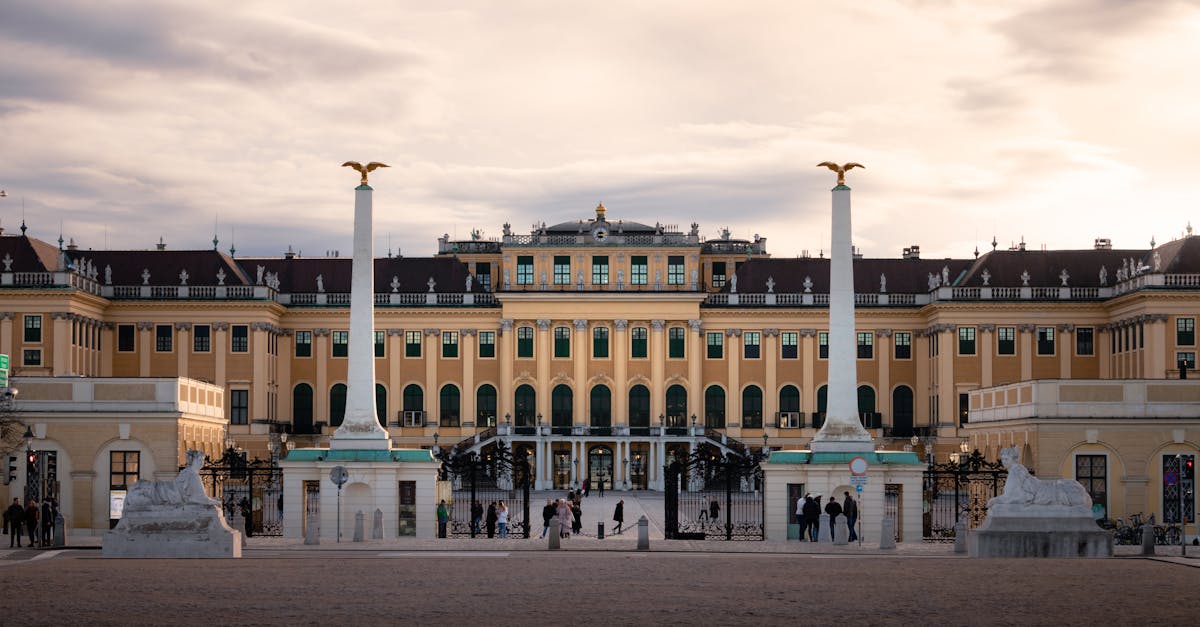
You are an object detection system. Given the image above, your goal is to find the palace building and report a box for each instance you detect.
[1,207,1197,535]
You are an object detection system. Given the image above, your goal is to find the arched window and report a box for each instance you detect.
[742,385,763,428]
[477,384,497,427]
[403,384,424,411]
[704,385,725,429]
[330,383,347,427]
[779,385,800,428]
[551,384,573,428]
[440,384,460,427]
[665,384,687,428]
[376,383,387,427]
[892,385,914,437]
[292,383,314,434]
[590,385,611,428]
[816,384,828,428]
[514,384,536,427]
[858,385,877,428]
[628,385,650,429]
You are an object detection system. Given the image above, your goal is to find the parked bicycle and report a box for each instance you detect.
[1107,513,1183,545]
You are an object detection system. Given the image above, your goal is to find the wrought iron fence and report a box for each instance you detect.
[665,446,764,541]
[922,450,1006,541]
[437,442,531,539]
[199,447,284,537]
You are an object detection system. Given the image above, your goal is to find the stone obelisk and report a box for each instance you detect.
[330,164,391,450]
[811,163,873,452]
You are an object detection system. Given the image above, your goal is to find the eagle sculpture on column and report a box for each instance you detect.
[817,161,865,186]
[342,161,390,185]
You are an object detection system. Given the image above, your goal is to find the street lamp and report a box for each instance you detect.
[762,433,769,456]
[504,412,511,426]
[537,412,543,427]
[23,425,34,451]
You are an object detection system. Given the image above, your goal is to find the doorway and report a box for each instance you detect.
[588,445,614,491]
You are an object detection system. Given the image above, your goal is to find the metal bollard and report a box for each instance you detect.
[637,515,650,551]
[53,513,67,547]
[1141,521,1156,555]
[954,518,968,554]
[597,521,604,539]
[353,510,365,542]
[372,509,384,540]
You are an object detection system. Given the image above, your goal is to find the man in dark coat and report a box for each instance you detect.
[471,500,484,537]
[540,499,556,539]
[41,499,54,545]
[843,492,859,542]
[802,495,821,541]
[24,500,39,547]
[612,499,625,534]
[824,495,843,540]
[5,498,23,547]
[485,502,497,538]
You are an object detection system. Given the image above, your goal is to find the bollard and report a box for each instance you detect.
[548,526,560,550]
[818,514,833,543]
[954,518,968,554]
[353,510,365,542]
[879,518,897,550]
[53,513,67,548]
[1141,521,1156,556]
[833,517,848,545]
[372,509,384,540]
[637,515,650,551]
[597,521,605,540]
[229,509,248,548]
[304,512,320,545]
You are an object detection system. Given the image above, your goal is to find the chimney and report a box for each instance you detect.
[902,245,921,260]
[284,245,296,260]
[156,237,166,251]
[1093,238,1112,250]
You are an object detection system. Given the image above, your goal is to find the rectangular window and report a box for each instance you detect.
[781,332,798,359]
[894,332,912,359]
[517,326,534,358]
[857,332,874,359]
[998,327,1015,355]
[593,327,609,358]
[958,393,969,426]
[553,255,571,285]
[711,262,727,289]
[479,331,496,358]
[405,331,422,357]
[1163,454,1195,524]
[1178,318,1196,345]
[1037,327,1055,355]
[1076,327,1094,356]
[591,256,609,285]
[929,332,938,357]
[631,327,648,358]
[155,325,173,352]
[230,389,249,425]
[958,327,976,355]
[118,324,135,352]
[1075,455,1107,519]
[475,262,491,292]
[375,330,385,358]
[516,256,534,285]
[193,325,211,353]
[819,332,829,359]
[442,331,458,358]
[293,330,311,357]
[630,256,648,285]
[1178,352,1197,370]
[554,327,570,358]
[706,332,723,359]
[332,330,349,357]
[22,349,41,367]
[110,451,140,490]
[667,255,685,285]
[668,327,686,358]
[744,331,761,359]
[23,315,42,342]
[231,325,249,353]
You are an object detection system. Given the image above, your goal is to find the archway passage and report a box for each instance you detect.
[292,384,314,434]
[588,445,614,492]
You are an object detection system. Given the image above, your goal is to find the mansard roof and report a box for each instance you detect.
[958,248,1148,288]
[0,234,64,272]
[543,218,661,234]
[79,250,253,286]
[728,257,975,294]
[237,256,472,293]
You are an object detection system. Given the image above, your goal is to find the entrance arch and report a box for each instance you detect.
[588,445,614,491]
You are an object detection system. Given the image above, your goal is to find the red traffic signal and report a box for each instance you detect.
[26,452,36,465]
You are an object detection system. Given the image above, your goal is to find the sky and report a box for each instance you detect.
[1,0,1198,261]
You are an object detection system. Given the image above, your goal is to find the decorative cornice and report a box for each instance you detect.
[762,328,780,337]
[614,319,628,332]
[423,328,441,336]
[875,328,892,338]
[650,319,665,331]
[536,319,551,331]
[573,319,588,331]
[174,322,193,331]
[688,319,702,333]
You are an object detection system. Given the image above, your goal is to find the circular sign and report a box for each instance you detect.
[849,456,869,476]
[329,466,350,487]
[1165,470,1179,487]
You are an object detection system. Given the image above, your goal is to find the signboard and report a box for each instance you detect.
[856,484,863,493]
[849,456,869,476]
[109,489,128,519]
[0,354,9,370]
[850,475,869,487]
[0,370,7,388]
[330,466,350,487]
[1165,470,1179,487]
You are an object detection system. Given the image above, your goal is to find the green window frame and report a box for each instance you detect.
[667,255,684,284]
[293,330,311,357]
[231,325,249,353]
[442,331,458,358]
[1179,318,1196,345]
[23,314,42,342]
[332,330,349,357]
[554,327,570,358]
[781,331,798,359]
[631,327,648,358]
[1037,327,1055,355]
[711,262,726,289]
[706,332,723,359]
[743,331,760,359]
[894,332,911,359]
[517,326,534,358]
[553,256,571,285]
[668,327,685,358]
[593,327,609,358]
[857,332,873,359]
[818,332,829,359]
[516,256,534,285]
[374,330,385,358]
[592,256,609,285]
[631,256,648,285]
[997,327,1015,355]
[405,330,422,357]
[479,331,496,358]
[1076,327,1094,356]
[958,327,976,355]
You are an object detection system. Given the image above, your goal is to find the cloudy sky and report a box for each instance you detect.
[1,0,1197,260]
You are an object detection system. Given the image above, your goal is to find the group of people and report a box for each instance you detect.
[4,497,58,548]
[795,491,858,542]
[439,499,510,539]
[537,489,626,539]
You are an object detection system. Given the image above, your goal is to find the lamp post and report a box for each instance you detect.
[762,433,769,457]
[691,413,697,435]
[433,432,439,454]
[23,425,35,506]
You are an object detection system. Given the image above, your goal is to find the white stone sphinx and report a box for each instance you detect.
[969,447,1111,558]
[104,450,242,558]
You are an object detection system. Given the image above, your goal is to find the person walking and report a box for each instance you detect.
[471,500,484,537]
[795,495,807,541]
[802,495,821,542]
[436,500,449,539]
[613,499,624,534]
[708,497,720,527]
[582,478,590,498]
[6,498,23,547]
[598,474,605,497]
[843,492,859,542]
[485,502,497,538]
[556,498,572,539]
[24,500,39,547]
[496,501,509,538]
[571,500,582,535]
[41,499,54,546]
[824,494,843,540]
[540,499,556,539]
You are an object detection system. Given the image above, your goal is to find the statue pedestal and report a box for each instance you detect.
[103,504,241,558]
[968,504,1112,558]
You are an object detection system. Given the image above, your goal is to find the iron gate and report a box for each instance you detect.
[665,447,764,541]
[922,450,1006,541]
[438,442,531,538]
[199,447,284,537]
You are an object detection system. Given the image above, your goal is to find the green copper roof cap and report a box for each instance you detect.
[833,184,850,191]
[356,184,372,191]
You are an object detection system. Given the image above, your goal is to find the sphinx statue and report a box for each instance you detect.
[988,447,1090,510]
[123,449,216,511]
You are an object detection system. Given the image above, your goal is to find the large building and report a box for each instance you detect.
[1,208,1197,534]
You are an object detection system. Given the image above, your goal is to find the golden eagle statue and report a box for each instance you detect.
[816,161,864,186]
[342,161,390,186]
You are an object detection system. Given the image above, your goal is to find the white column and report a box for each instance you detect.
[812,183,872,451]
[331,184,389,449]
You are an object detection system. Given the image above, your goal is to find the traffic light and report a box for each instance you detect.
[1186,455,1196,481]
[45,451,57,487]
[5,456,15,485]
